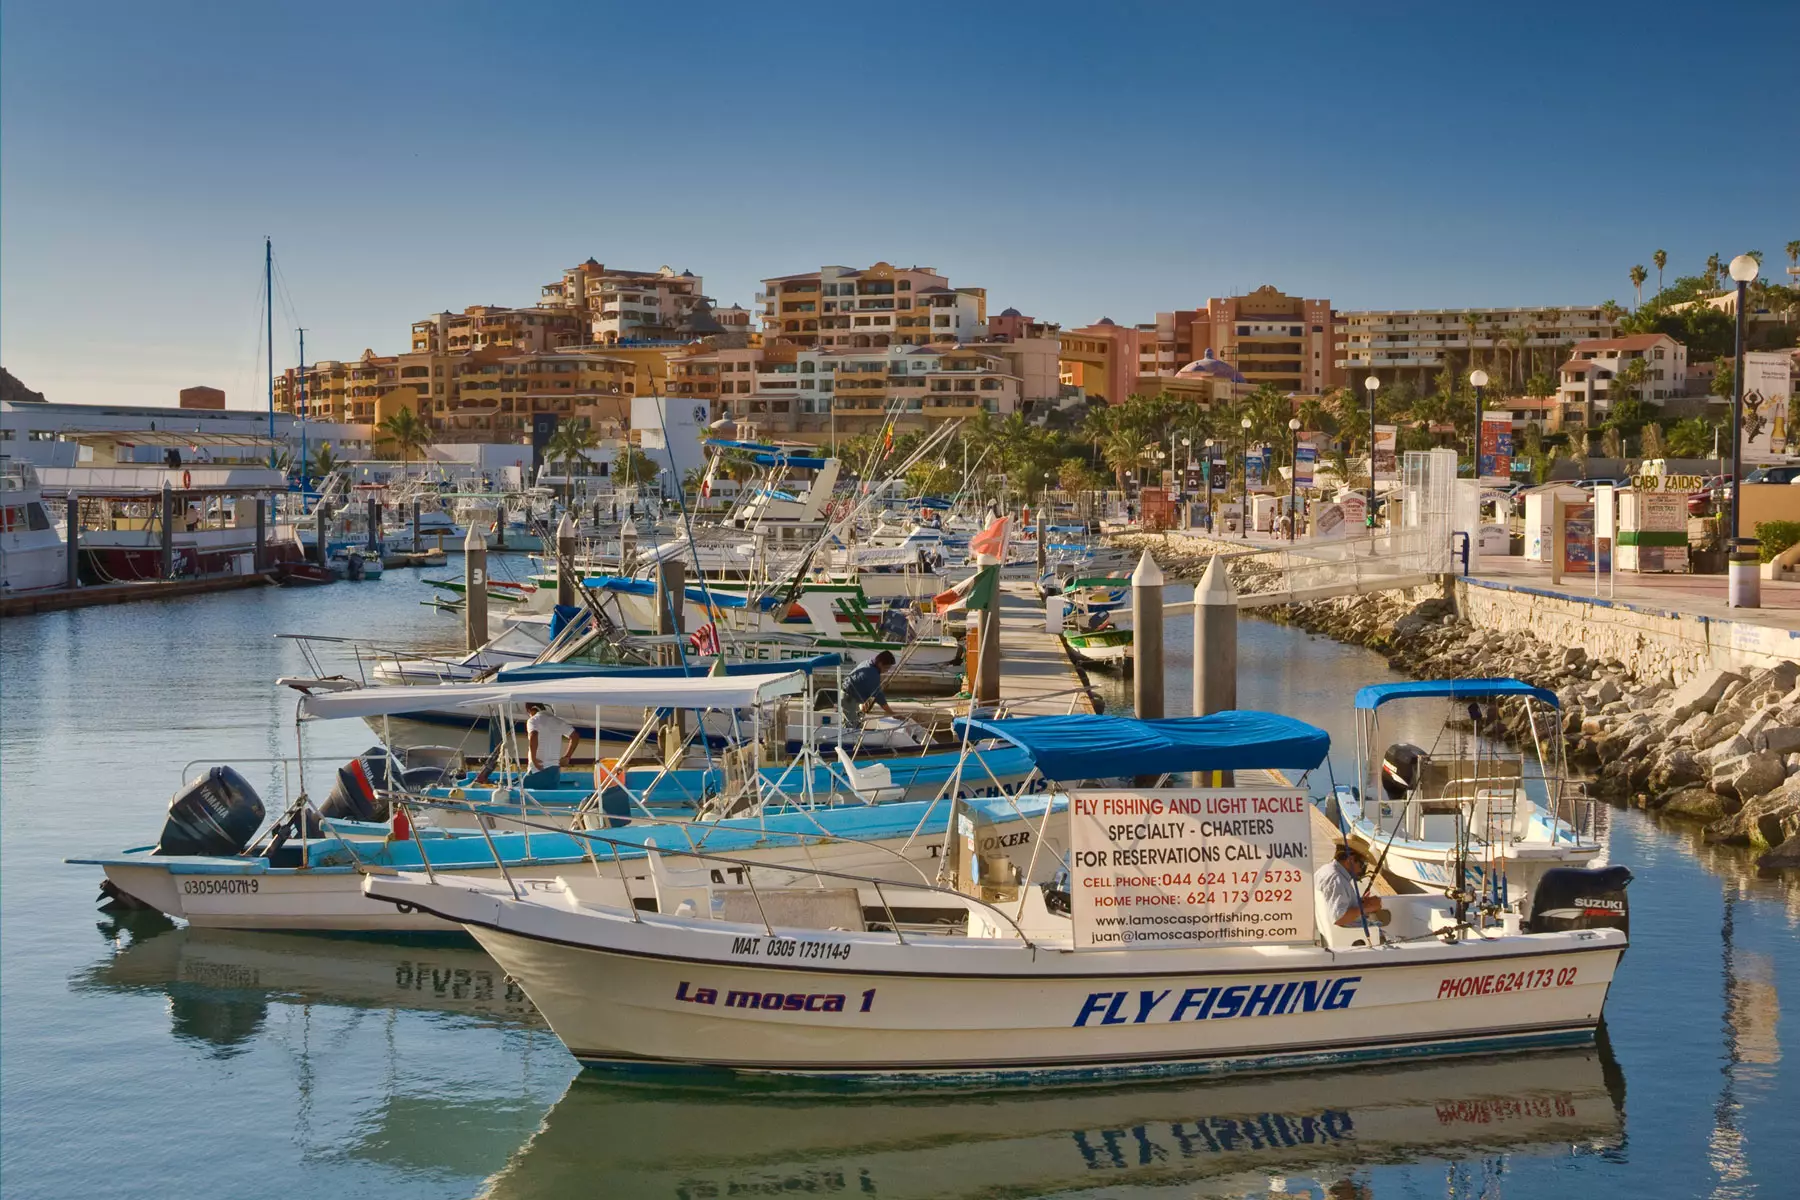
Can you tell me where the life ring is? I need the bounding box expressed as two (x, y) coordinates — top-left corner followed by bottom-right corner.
(182, 469), (192, 488)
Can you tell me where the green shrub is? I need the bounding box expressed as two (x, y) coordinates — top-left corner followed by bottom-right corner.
(1755, 520), (1800, 563)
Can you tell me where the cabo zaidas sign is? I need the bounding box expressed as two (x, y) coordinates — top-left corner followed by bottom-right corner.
(1070, 788), (1314, 950)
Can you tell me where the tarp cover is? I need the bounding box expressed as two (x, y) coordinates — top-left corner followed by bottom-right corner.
(951, 711), (1329, 781)
(1354, 678), (1559, 711)
(298, 671), (808, 720)
(581, 576), (784, 611)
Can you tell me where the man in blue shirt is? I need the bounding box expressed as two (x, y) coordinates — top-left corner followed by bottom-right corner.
(839, 651), (897, 731)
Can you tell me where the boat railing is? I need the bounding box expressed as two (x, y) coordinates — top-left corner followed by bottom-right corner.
(375, 794), (1039, 948)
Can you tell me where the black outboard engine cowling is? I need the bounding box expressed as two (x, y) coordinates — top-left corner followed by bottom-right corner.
(319, 747), (396, 823)
(1380, 743), (1427, 800)
(1527, 865), (1632, 936)
(154, 767), (265, 857)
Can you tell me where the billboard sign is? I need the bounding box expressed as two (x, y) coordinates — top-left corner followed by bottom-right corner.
(1478, 412), (1513, 483)
(1741, 351), (1792, 462)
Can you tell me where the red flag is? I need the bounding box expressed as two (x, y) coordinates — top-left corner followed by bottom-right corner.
(882, 426), (894, 457)
(968, 515), (1008, 559)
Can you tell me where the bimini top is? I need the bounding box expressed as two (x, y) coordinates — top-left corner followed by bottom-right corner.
(495, 654), (843, 682)
(297, 670), (808, 721)
(582, 576), (786, 611)
(951, 711), (1329, 782)
(1354, 678), (1559, 711)
(704, 439), (828, 470)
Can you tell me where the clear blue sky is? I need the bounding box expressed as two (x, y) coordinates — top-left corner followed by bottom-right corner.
(4, 1), (1796, 408)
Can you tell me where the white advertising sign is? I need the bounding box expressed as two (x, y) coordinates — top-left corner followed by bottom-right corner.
(1069, 788), (1314, 950)
(1741, 351), (1792, 463)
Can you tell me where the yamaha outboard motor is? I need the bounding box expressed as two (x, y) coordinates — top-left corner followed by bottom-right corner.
(154, 766), (265, 857)
(1527, 865), (1632, 936)
(319, 747), (397, 823)
(1380, 743), (1427, 800)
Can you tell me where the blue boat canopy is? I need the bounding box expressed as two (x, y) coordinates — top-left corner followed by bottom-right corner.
(581, 576), (785, 611)
(705, 438), (828, 470)
(1354, 678), (1560, 711)
(951, 711), (1329, 781)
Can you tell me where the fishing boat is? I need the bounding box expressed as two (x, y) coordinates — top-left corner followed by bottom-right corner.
(1061, 627), (1132, 670)
(0, 459), (68, 592)
(364, 710), (1631, 1083)
(1330, 679), (1604, 907)
(69, 671), (1056, 933)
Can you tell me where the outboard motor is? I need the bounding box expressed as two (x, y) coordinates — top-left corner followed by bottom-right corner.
(1380, 743), (1427, 800)
(154, 766), (265, 857)
(1527, 865), (1632, 937)
(319, 747), (397, 823)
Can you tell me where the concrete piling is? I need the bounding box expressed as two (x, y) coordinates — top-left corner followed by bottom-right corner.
(367, 497), (381, 550)
(65, 495), (80, 588)
(411, 500), (421, 553)
(555, 511), (578, 608)
(313, 505), (329, 568)
(655, 557), (686, 666)
(253, 498), (265, 573)
(976, 601), (1002, 706)
(1193, 555), (1238, 785)
(160, 485), (175, 579)
(1131, 550), (1164, 720)
(463, 523), (488, 652)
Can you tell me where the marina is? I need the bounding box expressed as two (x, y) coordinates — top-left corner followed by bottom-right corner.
(6, 7), (1798, 1193)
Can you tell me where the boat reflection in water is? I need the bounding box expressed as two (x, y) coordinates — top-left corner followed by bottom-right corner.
(72, 914), (541, 1051)
(480, 1047), (1626, 1200)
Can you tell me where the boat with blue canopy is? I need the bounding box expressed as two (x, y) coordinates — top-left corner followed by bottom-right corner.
(1332, 678), (1602, 906)
(364, 706), (1631, 1083)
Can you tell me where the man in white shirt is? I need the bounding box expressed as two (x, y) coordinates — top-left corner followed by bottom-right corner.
(524, 702), (575, 786)
(1316, 843), (1388, 929)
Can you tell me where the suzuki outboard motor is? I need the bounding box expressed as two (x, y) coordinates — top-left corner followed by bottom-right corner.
(1380, 743), (1427, 800)
(1527, 865), (1632, 936)
(154, 766), (265, 857)
(319, 747), (397, 823)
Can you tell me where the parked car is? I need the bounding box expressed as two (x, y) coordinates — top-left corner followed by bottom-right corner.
(1573, 477), (1629, 490)
(1743, 464), (1800, 485)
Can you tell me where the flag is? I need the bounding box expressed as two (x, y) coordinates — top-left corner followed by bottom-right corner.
(933, 564), (1000, 614)
(882, 426), (894, 457)
(687, 621), (720, 656)
(968, 514), (1008, 561)
(699, 458), (715, 500)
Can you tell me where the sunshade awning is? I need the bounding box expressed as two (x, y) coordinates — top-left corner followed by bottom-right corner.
(582, 576), (786, 611)
(951, 711), (1330, 781)
(297, 671), (809, 720)
(494, 654), (842, 682)
(1354, 678), (1559, 711)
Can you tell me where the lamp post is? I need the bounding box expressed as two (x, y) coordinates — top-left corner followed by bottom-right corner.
(1469, 369), (1489, 480)
(1239, 415), (1252, 539)
(1728, 253), (1761, 607)
(1363, 375), (1381, 527)
(1203, 437), (1215, 530)
(1287, 416), (1301, 540)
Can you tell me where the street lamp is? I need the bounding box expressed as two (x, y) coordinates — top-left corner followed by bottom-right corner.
(1363, 375), (1381, 526)
(1240, 415), (1253, 539)
(1287, 416), (1302, 540)
(1469, 369), (1490, 480)
(1728, 252), (1761, 606)
(1203, 437), (1215, 530)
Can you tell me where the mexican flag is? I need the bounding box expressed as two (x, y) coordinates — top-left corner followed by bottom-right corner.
(933, 564), (1000, 614)
(968, 514), (1008, 561)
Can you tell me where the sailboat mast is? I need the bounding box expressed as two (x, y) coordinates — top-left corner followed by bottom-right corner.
(265, 237), (276, 468)
(298, 327), (308, 490)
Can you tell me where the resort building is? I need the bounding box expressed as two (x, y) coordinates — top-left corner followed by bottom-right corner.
(1335, 305), (1618, 390)
(1141, 286), (1340, 397)
(1059, 319), (1143, 405)
(537, 259), (716, 345)
(758, 262), (986, 350)
(1555, 334), (1689, 428)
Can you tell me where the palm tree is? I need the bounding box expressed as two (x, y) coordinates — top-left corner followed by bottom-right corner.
(376, 406), (432, 471)
(1599, 300), (1625, 327)
(1462, 313), (1482, 374)
(1504, 328), (1530, 392)
(1706, 253), (1723, 290)
(1629, 265), (1648, 309)
(1787, 240), (1800, 279)
(1653, 249), (1668, 296)
(1640, 422), (1668, 460)
(544, 419), (600, 500)
(310, 442), (340, 479)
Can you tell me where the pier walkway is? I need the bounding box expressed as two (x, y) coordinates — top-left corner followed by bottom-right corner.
(0, 572), (271, 617)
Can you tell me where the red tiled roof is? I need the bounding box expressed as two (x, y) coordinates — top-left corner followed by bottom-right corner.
(1569, 334), (1676, 352)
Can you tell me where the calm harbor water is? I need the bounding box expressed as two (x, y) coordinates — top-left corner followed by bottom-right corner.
(3, 566), (1798, 1198)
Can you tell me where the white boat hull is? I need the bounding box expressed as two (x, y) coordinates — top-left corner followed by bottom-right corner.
(369, 872), (1625, 1083)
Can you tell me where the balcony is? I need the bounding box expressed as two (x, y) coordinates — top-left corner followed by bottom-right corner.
(923, 398), (981, 415)
(832, 398), (887, 415)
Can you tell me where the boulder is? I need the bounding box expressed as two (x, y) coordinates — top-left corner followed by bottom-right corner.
(1694, 710), (1748, 752)
(1660, 787), (1742, 822)
(1392, 613), (1429, 640)
(1700, 734), (1752, 768)
(1707, 785), (1800, 847)
(1760, 724), (1800, 757)
(1756, 838), (1800, 870)
(1753, 660), (1800, 695)
(1667, 668), (1742, 723)
(1562, 647), (1588, 670)
(1710, 750), (1786, 801)
(1590, 679), (1623, 705)
(1648, 748), (1706, 792)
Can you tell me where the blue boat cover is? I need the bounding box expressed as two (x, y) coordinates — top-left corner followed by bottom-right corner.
(705, 438), (828, 470)
(581, 576), (785, 611)
(547, 604), (588, 640)
(1354, 678), (1559, 711)
(952, 711), (1329, 781)
(496, 653), (843, 682)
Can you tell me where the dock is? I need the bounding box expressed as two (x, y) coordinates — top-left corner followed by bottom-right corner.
(0, 572), (271, 617)
(992, 581), (1100, 716)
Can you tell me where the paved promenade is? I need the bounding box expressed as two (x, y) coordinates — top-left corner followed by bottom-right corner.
(1470, 555), (1800, 631)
